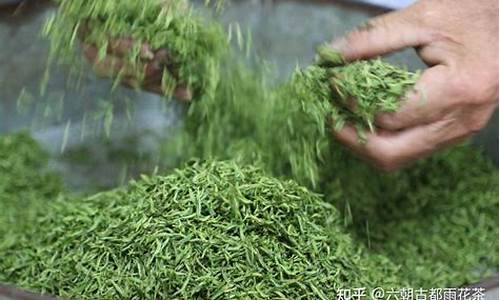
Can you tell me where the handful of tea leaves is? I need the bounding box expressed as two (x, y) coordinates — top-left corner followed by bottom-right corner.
(317, 45), (420, 139)
(0, 160), (402, 299)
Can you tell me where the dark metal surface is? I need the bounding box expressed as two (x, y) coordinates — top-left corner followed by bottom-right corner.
(0, 284), (58, 300)
(0, 0), (25, 6)
(467, 275), (499, 290)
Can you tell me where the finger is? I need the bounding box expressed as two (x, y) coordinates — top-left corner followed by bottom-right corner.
(375, 65), (451, 130)
(332, 118), (469, 171)
(415, 44), (448, 67)
(84, 44), (140, 78)
(85, 42), (188, 100)
(83, 44), (98, 62)
(144, 49), (173, 77)
(331, 8), (430, 61)
(125, 76), (192, 101)
(331, 124), (408, 169)
(107, 38), (154, 60)
(331, 124), (369, 158)
(154, 49), (172, 65)
(83, 44), (123, 76)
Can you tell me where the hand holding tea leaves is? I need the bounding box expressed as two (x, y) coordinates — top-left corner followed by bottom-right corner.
(79, 0), (193, 101)
(330, 0), (498, 170)
(82, 35), (192, 101)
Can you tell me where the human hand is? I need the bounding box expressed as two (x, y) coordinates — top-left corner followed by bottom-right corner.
(330, 0), (498, 170)
(81, 31), (192, 101)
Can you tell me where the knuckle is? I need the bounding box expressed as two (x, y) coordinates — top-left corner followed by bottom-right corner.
(411, 8), (435, 29)
(449, 74), (472, 99)
(426, 30), (450, 44)
(421, 24), (459, 44)
(450, 71), (496, 105)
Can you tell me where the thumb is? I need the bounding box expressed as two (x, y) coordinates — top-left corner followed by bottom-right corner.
(332, 7), (430, 61)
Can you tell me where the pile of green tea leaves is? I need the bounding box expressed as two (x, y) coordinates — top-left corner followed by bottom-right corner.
(162, 57), (498, 288)
(319, 143), (499, 287)
(43, 0), (227, 100)
(0, 159), (402, 299)
(0, 132), (64, 237)
(0, 132), (496, 298)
